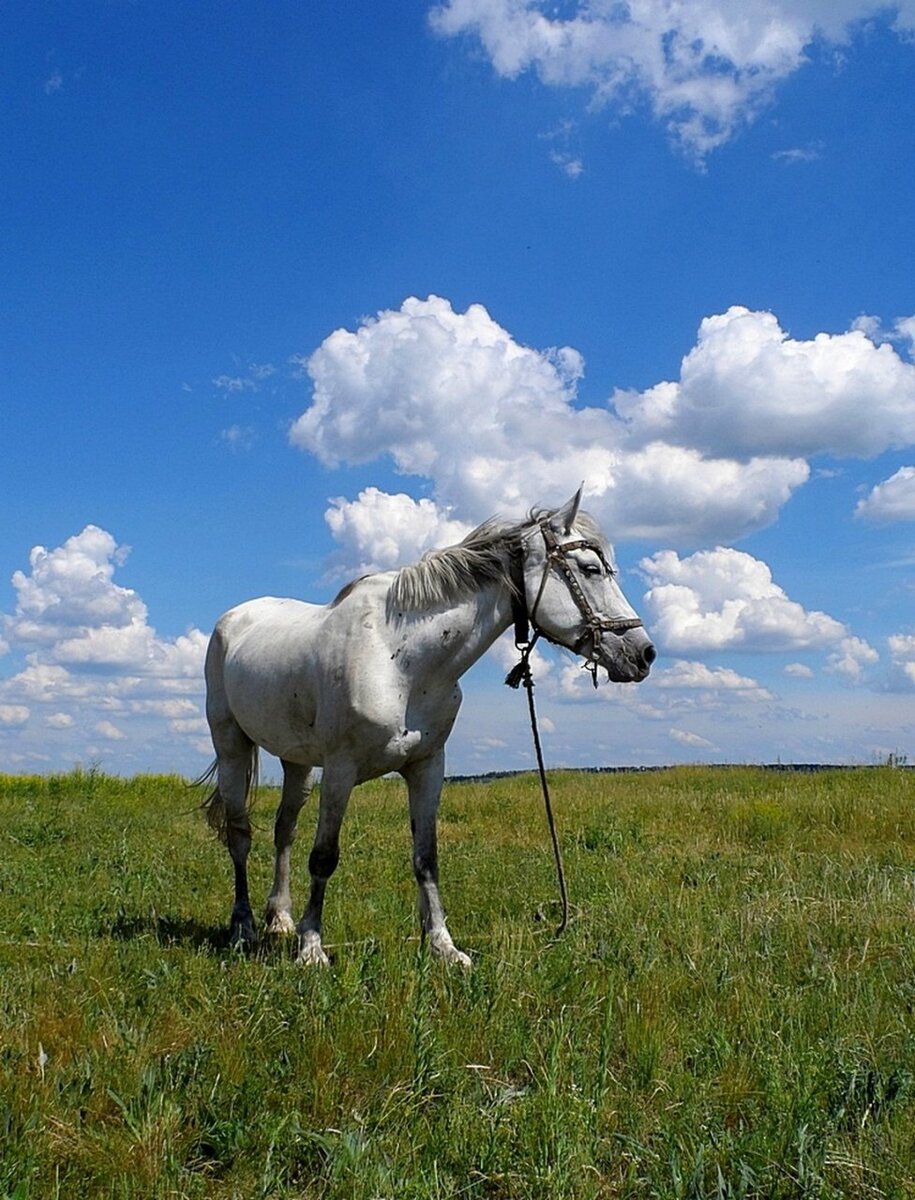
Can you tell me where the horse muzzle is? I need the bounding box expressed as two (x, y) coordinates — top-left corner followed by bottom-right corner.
(591, 626), (656, 683)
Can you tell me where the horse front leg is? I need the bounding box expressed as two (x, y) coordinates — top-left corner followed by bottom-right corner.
(403, 752), (472, 969)
(265, 762), (318, 936)
(295, 762), (354, 966)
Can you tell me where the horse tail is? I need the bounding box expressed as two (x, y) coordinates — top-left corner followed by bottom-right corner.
(195, 746), (260, 844)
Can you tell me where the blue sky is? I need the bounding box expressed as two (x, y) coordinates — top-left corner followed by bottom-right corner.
(3, 1), (915, 776)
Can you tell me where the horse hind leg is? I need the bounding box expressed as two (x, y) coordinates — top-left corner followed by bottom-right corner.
(264, 761), (318, 937)
(205, 733), (259, 950)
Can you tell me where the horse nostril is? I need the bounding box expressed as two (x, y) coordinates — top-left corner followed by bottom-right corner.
(642, 644), (657, 668)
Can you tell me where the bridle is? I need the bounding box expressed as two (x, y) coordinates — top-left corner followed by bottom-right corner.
(505, 517), (646, 939)
(508, 520), (643, 685)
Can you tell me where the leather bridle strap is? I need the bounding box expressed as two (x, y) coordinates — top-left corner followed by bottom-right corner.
(523, 522), (643, 656)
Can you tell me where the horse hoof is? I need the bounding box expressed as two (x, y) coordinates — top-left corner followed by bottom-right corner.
(229, 922), (257, 952)
(296, 934), (330, 967)
(431, 939), (473, 970)
(264, 910), (297, 937)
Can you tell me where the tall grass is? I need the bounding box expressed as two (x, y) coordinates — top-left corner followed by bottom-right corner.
(1, 766), (914, 1197)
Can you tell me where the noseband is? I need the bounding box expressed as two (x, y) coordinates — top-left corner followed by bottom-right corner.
(508, 521), (643, 686)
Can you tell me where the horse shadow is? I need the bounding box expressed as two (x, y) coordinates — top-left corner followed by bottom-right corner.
(108, 912), (230, 953)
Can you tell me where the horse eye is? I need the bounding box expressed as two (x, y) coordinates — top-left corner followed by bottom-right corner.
(581, 561), (604, 577)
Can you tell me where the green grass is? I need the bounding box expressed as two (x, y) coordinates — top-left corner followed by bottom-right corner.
(2, 765), (915, 1198)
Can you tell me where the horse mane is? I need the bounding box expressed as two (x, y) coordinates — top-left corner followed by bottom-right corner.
(332, 506), (611, 614)
(388, 517), (527, 612)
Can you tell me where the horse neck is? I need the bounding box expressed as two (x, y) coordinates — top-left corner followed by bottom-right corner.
(404, 574), (515, 682)
(461, 574), (516, 663)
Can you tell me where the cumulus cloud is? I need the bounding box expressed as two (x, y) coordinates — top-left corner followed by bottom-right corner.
(615, 307), (915, 459)
(640, 546), (847, 654)
(785, 662), (814, 678)
(94, 720), (126, 741)
(0, 526), (209, 770)
(0, 704), (29, 727)
(324, 488), (471, 576)
(855, 466), (915, 523)
(430, 1), (915, 160)
(825, 635), (879, 681)
(850, 313), (915, 357)
(3, 526), (207, 678)
(8, 526), (137, 646)
(888, 633), (915, 687)
(292, 295), (584, 481)
(290, 295), (813, 551)
(654, 659), (773, 699)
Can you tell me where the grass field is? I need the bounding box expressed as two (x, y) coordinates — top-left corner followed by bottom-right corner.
(2, 765), (915, 1198)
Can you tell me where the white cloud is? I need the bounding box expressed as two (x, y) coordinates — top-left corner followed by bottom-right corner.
(212, 363), (275, 394)
(291, 295), (584, 480)
(219, 425), (257, 452)
(888, 633), (915, 687)
(128, 698), (200, 718)
(785, 662), (814, 678)
(0, 705), (29, 727)
(849, 313), (915, 357)
(550, 151), (584, 178)
(655, 660), (773, 699)
(3, 526), (207, 678)
(615, 307), (915, 459)
(608, 441), (808, 543)
(290, 296), (812, 552)
(825, 635), (879, 681)
(670, 728), (718, 750)
(477, 736), (508, 749)
(772, 142), (824, 164)
(8, 526), (137, 645)
(855, 466), (915, 523)
(0, 527), (209, 772)
(895, 316), (915, 354)
(94, 720), (126, 741)
(430, 1), (915, 160)
(324, 488), (471, 575)
(640, 546), (847, 654)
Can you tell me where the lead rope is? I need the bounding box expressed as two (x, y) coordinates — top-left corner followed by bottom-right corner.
(506, 635), (569, 939)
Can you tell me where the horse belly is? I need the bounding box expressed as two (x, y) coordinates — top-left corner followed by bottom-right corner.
(220, 637), (322, 763)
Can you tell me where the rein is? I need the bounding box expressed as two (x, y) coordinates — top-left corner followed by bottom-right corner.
(504, 520), (644, 939)
(505, 633), (569, 938)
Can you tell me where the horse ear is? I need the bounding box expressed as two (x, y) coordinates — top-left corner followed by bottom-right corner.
(549, 485), (583, 535)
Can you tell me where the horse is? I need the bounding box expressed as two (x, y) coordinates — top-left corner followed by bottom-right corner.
(201, 488), (655, 967)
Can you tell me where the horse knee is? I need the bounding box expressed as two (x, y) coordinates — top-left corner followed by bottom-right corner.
(225, 816), (252, 863)
(308, 843), (339, 880)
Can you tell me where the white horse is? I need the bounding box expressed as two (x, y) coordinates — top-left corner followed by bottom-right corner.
(202, 489), (655, 966)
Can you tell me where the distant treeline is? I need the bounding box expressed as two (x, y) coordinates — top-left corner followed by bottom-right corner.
(447, 760), (912, 783)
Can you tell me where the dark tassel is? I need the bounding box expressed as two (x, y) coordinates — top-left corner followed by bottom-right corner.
(505, 660), (529, 689)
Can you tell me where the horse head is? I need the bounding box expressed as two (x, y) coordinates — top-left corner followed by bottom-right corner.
(517, 488), (656, 684)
